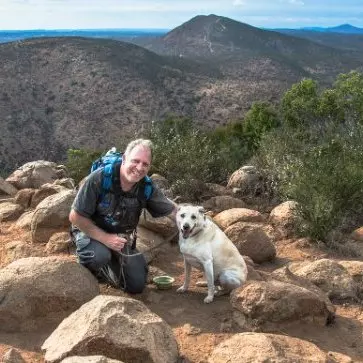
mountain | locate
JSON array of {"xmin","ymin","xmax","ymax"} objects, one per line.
[
  {"xmin": 133, "ymin": 15, "xmax": 362, "ymax": 79},
  {"xmin": 1, "ymin": 15, "xmax": 363, "ymax": 173},
  {"xmin": 300, "ymin": 24, "xmax": 363, "ymax": 34},
  {"xmin": 271, "ymin": 29, "xmax": 363, "ymax": 53},
  {"xmin": 0, "ymin": 37, "xmax": 222, "ymax": 174}
]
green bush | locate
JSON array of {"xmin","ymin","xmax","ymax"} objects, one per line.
[
  {"xmin": 256, "ymin": 72, "xmax": 363, "ymax": 243},
  {"xmin": 66, "ymin": 148, "xmax": 102, "ymax": 184},
  {"xmin": 257, "ymin": 116, "xmax": 363, "ymax": 242},
  {"xmin": 149, "ymin": 116, "xmax": 228, "ymax": 199}
]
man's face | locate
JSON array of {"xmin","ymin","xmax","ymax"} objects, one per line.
[{"xmin": 121, "ymin": 145, "xmax": 151, "ymax": 184}]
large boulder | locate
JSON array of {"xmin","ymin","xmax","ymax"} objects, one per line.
[
  {"xmin": 208, "ymin": 333, "xmax": 328, "ymax": 363},
  {"xmin": 14, "ymin": 188, "xmax": 36, "ymax": 209},
  {"xmin": 213, "ymin": 208, "xmax": 264, "ymax": 229},
  {"xmin": 0, "ymin": 202, "xmax": 24, "ymax": 222},
  {"xmin": 6, "ymin": 161, "xmax": 65, "ymax": 189},
  {"xmin": 0, "ymin": 257, "xmax": 99, "ymax": 332},
  {"xmin": 15, "ymin": 210, "xmax": 35, "ymax": 230},
  {"xmin": 3, "ymin": 240, "xmax": 33, "ymax": 265},
  {"xmin": 224, "ymin": 222, "xmax": 276, "ymax": 263},
  {"xmin": 42, "ymin": 295, "xmax": 179, "ymax": 363},
  {"xmin": 291, "ymin": 259, "xmax": 359, "ymax": 301},
  {"xmin": 138, "ymin": 210, "xmax": 177, "ymax": 238},
  {"xmin": 30, "ymin": 183, "xmax": 66, "ymax": 208},
  {"xmin": 269, "ymin": 201, "xmax": 301, "ymax": 238},
  {"xmin": 231, "ymin": 280, "xmax": 333, "ymax": 330},
  {"xmin": 271, "ymin": 266, "xmax": 335, "ymax": 319},
  {"xmin": 31, "ymin": 189, "xmax": 76, "ymax": 243},
  {"xmin": 0, "ymin": 176, "xmax": 18, "ymax": 196}
]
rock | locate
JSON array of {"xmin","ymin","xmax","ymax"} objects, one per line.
[
  {"xmin": 291, "ymin": 259, "xmax": 359, "ymax": 302},
  {"xmin": 6, "ymin": 161, "xmax": 60, "ymax": 189},
  {"xmin": 224, "ymin": 222, "xmax": 276, "ymax": 263},
  {"xmin": 0, "ymin": 202, "xmax": 24, "ymax": 222},
  {"xmin": 0, "ymin": 176, "xmax": 18, "ymax": 196},
  {"xmin": 42, "ymin": 295, "xmax": 179, "ymax": 363},
  {"xmin": 1, "ymin": 348, "xmax": 26, "ymax": 363},
  {"xmin": 230, "ymin": 280, "xmax": 333, "ymax": 330},
  {"xmin": 208, "ymin": 332, "xmax": 327, "ymax": 362},
  {"xmin": 0, "ymin": 257, "xmax": 99, "ymax": 332},
  {"xmin": 213, "ymin": 208, "xmax": 264, "ymax": 229},
  {"xmin": 31, "ymin": 189, "xmax": 76, "ymax": 243}
]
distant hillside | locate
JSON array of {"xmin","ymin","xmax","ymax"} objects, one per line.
[
  {"xmin": 0, "ymin": 37, "xmax": 224, "ymax": 173},
  {"xmin": 272, "ymin": 29, "xmax": 363, "ymax": 53},
  {"xmin": 1, "ymin": 15, "xmax": 363, "ymax": 173},
  {"xmin": 133, "ymin": 15, "xmax": 363, "ymax": 80},
  {"xmin": 300, "ymin": 24, "xmax": 363, "ymax": 34},
  {"xmin": 0, "ymin": 29, "xmax": 168, "ymax": 44}
]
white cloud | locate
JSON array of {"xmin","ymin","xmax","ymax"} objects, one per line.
[
  {"xmin": 233, "ymin": 0, "xmax": 245, "ymax": 6},
  {"xmin": 288, "ymin": 0, "xmax": 304, "ymax": 5}
]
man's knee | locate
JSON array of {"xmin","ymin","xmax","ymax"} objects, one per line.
[{"xmin": 77, "ymin": 239, "xmax": 112, "ymax": 272}]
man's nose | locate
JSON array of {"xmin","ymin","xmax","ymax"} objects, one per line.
[{"xmin": 135, "ymin": 162, "xmax": 146, "ymax": 171}]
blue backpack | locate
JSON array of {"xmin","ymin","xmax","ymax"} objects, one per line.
[{"xmin": 91, "ymin": 147, "xmax": 153, "ymax": 204}]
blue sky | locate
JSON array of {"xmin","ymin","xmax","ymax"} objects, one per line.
[{"xmin": 1, "ymin": 0, "xmax": 362, "ymax": 30}]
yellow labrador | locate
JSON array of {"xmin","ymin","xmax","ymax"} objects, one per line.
[{"xmin": 176, "ymin": 205, "xmax": 247, "ymax": 303}]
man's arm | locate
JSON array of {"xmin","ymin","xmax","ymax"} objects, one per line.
[{"xmin": 69, "ymin": 209, "xmax": 126, "ymax": 252}]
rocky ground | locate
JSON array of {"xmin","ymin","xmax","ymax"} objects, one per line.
[{"xmin": 0, "ymin": 221, "xmax": 362, "ymax": 363}]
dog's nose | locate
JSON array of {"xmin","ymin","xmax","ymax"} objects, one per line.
[{"xmin": 183, "ymin": 223, "xmax": 190, "ymax": 230}]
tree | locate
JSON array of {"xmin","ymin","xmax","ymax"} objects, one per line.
[
  {"xmin": 332, "ymin": 71, "xmax": 363, "ymax": 124},
  {"xmin": 243, "ymin": 101, "xmax": 279, "ymax": 151},
  {"xmin": 280, "ymin": 79, "xmax": 320, "ymax": 128}
]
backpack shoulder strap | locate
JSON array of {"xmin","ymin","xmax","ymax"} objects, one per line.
[
  {"xmin": 143, "ymin": 176, "xmax": 153, "ymax": 200},
  {"xmin": 99, "ymin": 161, "xmax": 121, "ymax": 206},
  {"xmin": 102, "ymin": 163, "xmax": 114, "ymax": 192}
]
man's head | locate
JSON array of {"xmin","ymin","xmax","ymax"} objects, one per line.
[{"xmin": 120, "ymin": 139, "xmax": 153, "ymax": 187}]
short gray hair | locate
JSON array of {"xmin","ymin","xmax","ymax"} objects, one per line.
[{"xmin": 124, "ymin": 139, "xmax": 153, "ymax": 159}]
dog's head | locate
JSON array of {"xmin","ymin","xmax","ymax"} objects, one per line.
[{"xmin": 176, "ymin": 205, "xmax": 206, "ymax": 239}]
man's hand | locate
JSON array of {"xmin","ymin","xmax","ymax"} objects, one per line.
[{"xmin": 103, "ymin": 234, "xmax": 127, "ymax": 252}]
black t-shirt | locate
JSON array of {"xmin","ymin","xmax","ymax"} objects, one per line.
[{"xmin": 71, "ymin": 167, "xmax": 174, "ymax": 233}]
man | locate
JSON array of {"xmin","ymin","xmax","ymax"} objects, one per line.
[{"xmin": 69, "ymin": 139, "xmax": 176, "ymax": 293}]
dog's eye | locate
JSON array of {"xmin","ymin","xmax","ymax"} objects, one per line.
[
  {"xmin": 180, "ymin": 213, "xmax": 185, "ymax": 218},
  {"xmin": 191, "ymin": 214, "xmax": 197, "ymax": 220}
]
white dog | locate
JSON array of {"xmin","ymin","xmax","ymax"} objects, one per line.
[{"xmin": 176, "ymin": 205, "xmax": 248, "ymax": 303}]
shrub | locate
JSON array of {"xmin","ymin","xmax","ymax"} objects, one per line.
[
  {"xmin": 148, "ymin": 116, "xmax": 228, "ymax": 199},
  {"xmin": 66, "ymin": 148, "xmax": 102, "ymax": 184},
  {"xmin": 257, "ymin": 117, "xmax": 363, "ymax": 242}
]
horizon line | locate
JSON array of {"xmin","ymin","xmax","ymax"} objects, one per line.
[
  {"xmin": 0, "ymin": 28, "xmax": 171, "ymax": 32},
  {"xmin": 1, "ymin": 22, "xmax": 363, "ymax": 32}
]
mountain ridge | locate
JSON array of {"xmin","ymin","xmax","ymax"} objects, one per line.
[{"xmin": 1, "ymin": 15, "xmax": 363, "ymax": 173}]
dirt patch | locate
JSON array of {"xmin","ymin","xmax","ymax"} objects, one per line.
[{"xmin": 0, "ymin": 222, "xmax": 362, "ymax": 363}]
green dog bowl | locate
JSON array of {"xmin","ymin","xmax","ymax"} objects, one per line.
[{"xmin": 153, "ymin": 275, "xmax": 175, "ymax": 290}]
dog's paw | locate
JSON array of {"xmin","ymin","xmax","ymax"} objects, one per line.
[
  {"xmin": 177, "ymin": 286, "xmax": 188, "ymax": 293},
  {"xmin": 196, "ymin": 280, "xmax": 208, "ymax": 287},
  {"xmin": 204, "ymin": 295, "xmax": 214, "ymax": 303}
]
